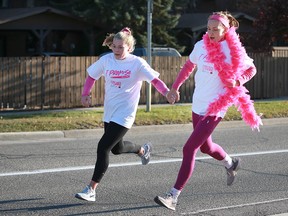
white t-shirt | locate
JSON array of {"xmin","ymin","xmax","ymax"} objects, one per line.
[
  {"xmin": 190, "ymin": 40, "xmax": 254, "ymax": 117},
  {"xmin": 87, "ymin": 53, "xmax": 159, "ymax": 128}
]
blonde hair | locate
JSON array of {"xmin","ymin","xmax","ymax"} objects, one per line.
[
  {"xmin": 209, "ymin": 11, "xmax": 239, "ymax": 28},
  {"xmin": 102, "ymin": 27, "xmax": 136, "ymax": 53}
]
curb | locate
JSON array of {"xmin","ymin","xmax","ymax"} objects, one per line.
[
  {"xmin": 0, "ymin": 131, "xmax": 65, "ymax": 141},
  {"xmin": 0, "ymin": 117, "xmax": 287, "ymax": 142}
]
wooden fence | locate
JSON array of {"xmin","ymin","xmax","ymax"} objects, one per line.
[{"xmin": 0, "ymin": 54, "xmax": 288, "ymax": 110}]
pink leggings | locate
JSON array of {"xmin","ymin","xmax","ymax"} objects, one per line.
[{"xmin": 174, "ymin": 112, "xmax": 227, "ymax": 190}]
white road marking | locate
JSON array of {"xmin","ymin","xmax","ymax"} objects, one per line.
[
  {"xmin": 181, "ymin": 197, "xmax": 288, "ymax": 215},
  {"xmin": 0, "ymin": 149, "xmax": 287, "ymax": 177}
]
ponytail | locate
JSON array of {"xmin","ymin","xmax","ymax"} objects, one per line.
[
  {"xmin": 102, "ymin": 33, "xmax": 115, "ymax": 48},
  {"xmin": 102, "ymin": 27, "xmax": 136, "ymax": 52}
]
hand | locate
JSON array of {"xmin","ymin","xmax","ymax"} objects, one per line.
[
  {"xmin": 166, "ymin": 89, "xmax": 180, "ymax": 104},
  {"xmin": 225, "ymin": 79, "xmax": 240, "ymax": 88},
  {"xmin": 81, "ymin": 95, "xmax": 91, "ymax": 107}
]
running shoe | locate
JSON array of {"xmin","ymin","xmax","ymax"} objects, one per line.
[
  {"xmin": 140, "ymin": 142, "xmax": 152, "ymax": 165},
  {"xmin": 226, "ymin": 157, "xmax": 240, "ymax": 186},
  {"xmin": 75, "ymin": 185, "xmax": 96, "ymax": 202},
  {"xmin": 154, "ymin": 193, "xmax": 177, "ymax": 211}
]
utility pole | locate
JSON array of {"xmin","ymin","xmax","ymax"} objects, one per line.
[{"xmin": 146, "ymin": 0, "xmax": 153, "ymax": 112}]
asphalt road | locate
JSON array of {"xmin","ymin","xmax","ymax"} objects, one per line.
[{"xmin": 0, "ymin": 118, "xmax": 288, "ymax": 216}]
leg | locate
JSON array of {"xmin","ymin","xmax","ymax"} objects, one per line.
[
  {"xmin": 200, "ymin": 136, "xmax": 227, "ymax": 160},
  {"xmin": 154, "ymin": 113, "xmax": 222, "ymax": 210},
  {"xmin": 107, "ymin": 121, "xmax": 140, "ymax": 155},
  {"xmin": 75, "ymin": 122, "xmax": 129, "ymax": 201},
  {"xmin": 199, "ymin": 121, "xmax": 241, "ymax": 186},
  {"xmin": 110, "ymin": 125, "xmax": 152, "ymax": 165},
  {"xmin": 91, "ymin": 121, "xmax": 129, "ymax": 183},
  {"xmin": 111, "ymin": 140, "xmax": 141, "ymax": 155},
  {"xmin": 174, "ymin": 113, "xmax": 222, "ymax": 191}
]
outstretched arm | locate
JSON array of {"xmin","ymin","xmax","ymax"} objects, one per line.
[
  {"xmin": 151, "ymin": 77, "xmax": 169, "ymax": 97},
  {"xmin": 81, "ymin": 75, "xmax": 95, "ymax": 107},
  {"xmin": 172, "ymin": 59, "xmax": 196, "ymax": 91},
  {"xmin": 166, "ymin": 59, "xmax": 196, "ymax": 103}
]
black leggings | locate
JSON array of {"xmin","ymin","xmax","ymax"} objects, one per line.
[{"xmin": 91, "ymin": 121, "xmax": 141, "ymax": 183}]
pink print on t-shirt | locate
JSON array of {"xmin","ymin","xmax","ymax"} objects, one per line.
[
  {"xmin": 107, "ymin": 69, "xmax": 131, "ymax": 78},
  {"xmin": 111, "ymin": 80, "xmax": 121, "ymax": 88},
  {"xmin": 203, "ymin": 65, "xmax": 214, "ymax": 74},
  {"xmin": 199, "ymin": 54, "xmax": 208, "ymax": 62}
]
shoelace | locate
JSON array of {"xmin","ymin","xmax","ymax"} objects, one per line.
[
  {"xmin": 164, "ymin": 193, "xmax": 173, "ymax": 199},
  {"xmin": 164, "ymin": 193, "xmax": 178, "ymax": 204},
  {"xmin": 85, "ymin": 186, "xmax": 94, "ymax": 194},
  {"xmin": 143, "ymin": 146, "xmax": 150, "ymax": 158}
]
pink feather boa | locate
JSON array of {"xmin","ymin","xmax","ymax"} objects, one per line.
[{"xmin": 203, "ymin": 27, "xmax": 263, "ymax": 131}]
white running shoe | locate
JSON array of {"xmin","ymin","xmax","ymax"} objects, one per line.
[
  {"xmin": 140, "ymin": 142, "xmax": 152, "ymax": 165},
  {"xmin": 75, "ymin": 185, "xmax": 96, "ymax": 202},
  {"xmin": 154, "ymin": 193, "xmax": 177, "ymax": 211}
]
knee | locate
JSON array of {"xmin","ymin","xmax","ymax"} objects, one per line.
[
  {"xmin": 200, "ymin": 145, "xmax": 211, "ymax": 155},
  {"xmin": 200, "ymin": 147, "xmax": 207, "ymax": 154},
  {"xmin": 182, "ymin": 144, "xmax": 190, "ymax": 154},
  {"xmin": 111, "ymin": 146, "xmax": 122, "ymax": 155},
  {"xmin": 200, "ymin": 145, "xmax": 215, "ymax": 155},
  {"xmin": 97, "ymin": 141, "xmax": 110, "ymax": 156}
]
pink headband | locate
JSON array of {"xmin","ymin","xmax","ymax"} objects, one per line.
[{"xmin": 210, "ymin": 14, "xmax": 230, "ymax": 28}]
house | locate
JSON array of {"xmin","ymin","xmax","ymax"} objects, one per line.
[{"xmin": 0, "ymin": 6, "xmax": 102, "ymax": 56}]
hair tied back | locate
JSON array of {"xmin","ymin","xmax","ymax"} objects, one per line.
[{"xmin": 121, "ymin": 27, "xmax": 131, "ymax": 35}]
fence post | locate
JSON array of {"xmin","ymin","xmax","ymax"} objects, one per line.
[{"xmin": 41, "ymin": 56, "xmax": 45, "ymax": 110}]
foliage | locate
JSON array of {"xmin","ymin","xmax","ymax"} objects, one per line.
[
  {"xmin": 247, "ymin": 0, "xmax": 288, "ymax": 51},
  {"xmin": 236, "ymin": 0, "xmax": 262, "ymax": 16},
  {"xmin": 58, "ymin": 0, "xmax": 183, "ymax": 53},
  {"xmin": 48, "ymin": 0, "xmax": 288, "ymax": 54},
  {"xmin": 150, "ymin": 0, "xmax": 182, "ymax": 50}
]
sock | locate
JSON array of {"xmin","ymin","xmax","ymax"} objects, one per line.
[
  {"xmin": 88, "ymin": 185, "xmax": 95, "ymax": 191},
  {"xmin": 222, "ymin": 154, "xmax": 233, "ymax": 169},
  {"xmin": 88, "ymin": 184, "xmax": 97, "ymax": 192},
  {"xmin": 170, "ymin": 187, "xmax": 181, "ymax": 199}
]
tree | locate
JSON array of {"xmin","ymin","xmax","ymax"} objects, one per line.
[
  {"xmin": 236, "ymin": 0, "xmax": 262, "ymax": 16},
  {"xmin": 151, "ymin": 0, "xmax": 182, "ymax": 50},
  {"xmin": 55, "ymin": 0, "xmax": 183, "ymax": 54},
  {"xmin": 247, "ymin": 0, "xmax": 288, "ymax": 51}
]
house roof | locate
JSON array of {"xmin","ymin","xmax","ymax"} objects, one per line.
[
  {"xmin": 176, "ymin": 12, "xmax": 255, "ymax": 32},
  {"xmin": 0, "ymin": 7, "xmax": 76, "ymax": 24},
  {"xmin": 0, "ymin": 7, "xmax": 95, "ymax": 30}
]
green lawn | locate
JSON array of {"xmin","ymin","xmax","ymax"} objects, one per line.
[{"xmin": 0, "ymin": 100, "xmax": 287, "ymax": 132}]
